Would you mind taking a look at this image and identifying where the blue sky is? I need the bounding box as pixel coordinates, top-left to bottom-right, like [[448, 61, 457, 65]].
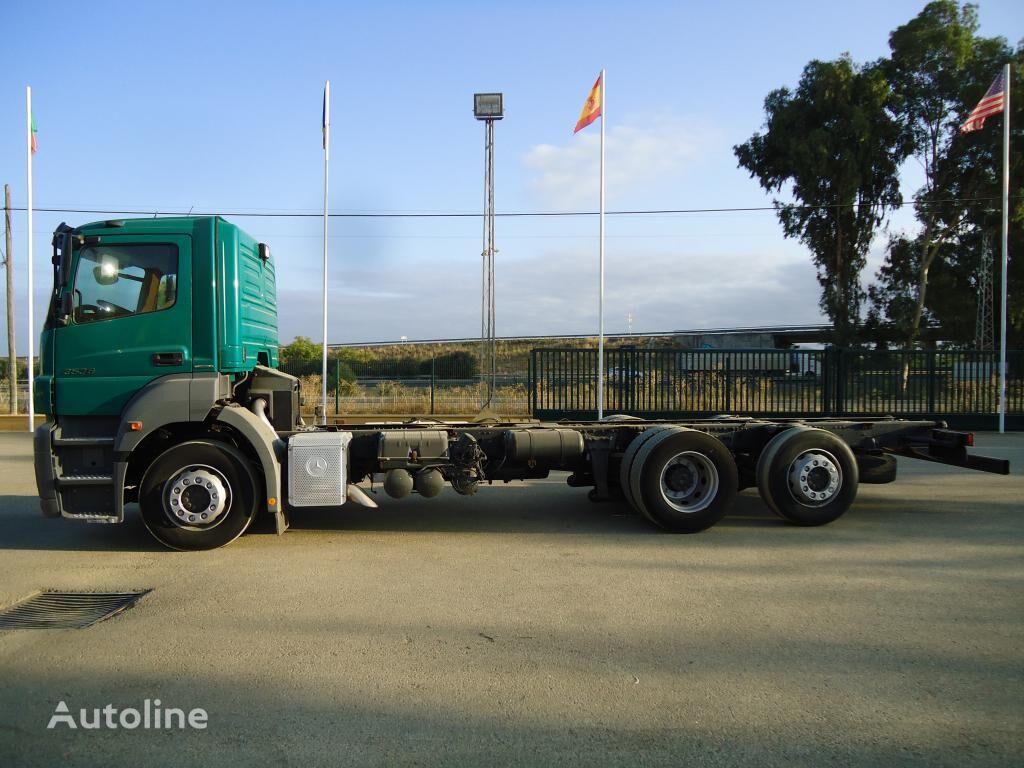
[[0, 0, 1020, 351]]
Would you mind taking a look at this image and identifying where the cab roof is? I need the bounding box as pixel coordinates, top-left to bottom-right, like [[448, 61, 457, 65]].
[[76, 215, 236, 235]]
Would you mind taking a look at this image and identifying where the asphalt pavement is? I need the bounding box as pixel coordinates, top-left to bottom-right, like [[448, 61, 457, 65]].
[[0, 431, 1021, 767]]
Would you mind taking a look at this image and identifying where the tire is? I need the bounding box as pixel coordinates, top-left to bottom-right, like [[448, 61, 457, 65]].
[[755, 427, 809, 517], [634, 429, 738, 533], [756, 428, 859, 526], [618, 426, 676, 514], [628, 427, 686, 521], [139, 439, 258, 551]]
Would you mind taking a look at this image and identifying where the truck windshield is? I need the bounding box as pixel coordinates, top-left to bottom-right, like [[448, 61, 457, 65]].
[[72, 243, 178, 325]]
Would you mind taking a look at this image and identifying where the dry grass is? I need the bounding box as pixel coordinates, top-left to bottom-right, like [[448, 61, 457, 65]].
[[0, 379, 28, 415], [299, 375, 529, 417]]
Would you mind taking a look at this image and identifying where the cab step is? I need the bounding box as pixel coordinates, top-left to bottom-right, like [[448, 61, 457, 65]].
[[56, 474, 114, 486]]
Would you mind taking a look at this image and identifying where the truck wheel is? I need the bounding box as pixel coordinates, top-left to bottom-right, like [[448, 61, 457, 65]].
[[756, 428, 859, 526], [755, 427, 809, 518], [635, 429, 738, 533], [619, 426, 675, 513], [139, 439, 258, 551]]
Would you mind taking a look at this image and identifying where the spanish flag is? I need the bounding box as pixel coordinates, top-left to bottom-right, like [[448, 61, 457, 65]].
[[574, 74, 602, 134]]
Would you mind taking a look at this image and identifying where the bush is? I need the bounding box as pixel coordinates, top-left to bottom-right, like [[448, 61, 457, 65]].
[[279, 337, 357, 390], [423, 351, 478, 378]]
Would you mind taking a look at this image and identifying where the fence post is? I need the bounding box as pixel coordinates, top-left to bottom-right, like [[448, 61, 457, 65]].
[[836, 348, 847, 415], [927, 350, 936, 414], [822, 348, 831, 416], [430, 354, 436, 415], [724, 356, 732, 413], [530, 349, 536, 416], [334, 359, 340, 416]]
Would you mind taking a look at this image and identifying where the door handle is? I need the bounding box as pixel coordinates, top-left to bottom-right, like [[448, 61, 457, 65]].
[[152, 352, 184, 366]]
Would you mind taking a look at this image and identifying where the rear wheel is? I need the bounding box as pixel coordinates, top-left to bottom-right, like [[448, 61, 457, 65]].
[[756, 428, 859, 526], [755, 427, 809, 518], [139, 439, 258, 551], [618, 426, 675, 514], [634, 429, 738, 533]]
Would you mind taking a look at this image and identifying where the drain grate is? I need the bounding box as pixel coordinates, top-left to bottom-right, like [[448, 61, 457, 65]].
[[0, 590, 150, 630]]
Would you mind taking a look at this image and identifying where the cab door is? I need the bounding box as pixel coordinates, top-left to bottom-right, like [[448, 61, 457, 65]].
[[55, 235, 192, 416]]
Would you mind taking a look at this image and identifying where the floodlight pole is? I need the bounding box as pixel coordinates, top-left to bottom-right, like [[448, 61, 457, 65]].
[[483, 118, 497, 407], [474, 93, 502, 409]]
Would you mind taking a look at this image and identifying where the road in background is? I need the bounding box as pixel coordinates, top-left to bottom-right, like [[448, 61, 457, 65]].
[[0, 433, 1021, 767]]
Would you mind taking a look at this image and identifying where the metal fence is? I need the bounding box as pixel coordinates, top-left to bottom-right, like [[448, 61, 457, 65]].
[[529, 348, 1024, 430], [0, 380, 31, 415], [298, 356, 530, 417]]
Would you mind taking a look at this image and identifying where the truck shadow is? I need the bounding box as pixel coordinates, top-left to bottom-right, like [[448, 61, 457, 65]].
[[7, 485, 1016, 550], [0, 492, 783, 551], [282, 489, 785, 536], [0, 497, 164, 552]]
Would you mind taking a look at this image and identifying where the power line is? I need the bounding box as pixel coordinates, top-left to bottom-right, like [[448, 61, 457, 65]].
[[3, 196, 1012, 220]]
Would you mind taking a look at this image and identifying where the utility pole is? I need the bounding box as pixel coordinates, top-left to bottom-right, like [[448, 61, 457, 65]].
[[3, 184, 15, 415]]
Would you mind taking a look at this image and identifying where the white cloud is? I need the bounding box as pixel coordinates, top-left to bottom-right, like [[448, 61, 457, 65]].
[[277, 245, 825, 345], [522, 115, 714, 210]]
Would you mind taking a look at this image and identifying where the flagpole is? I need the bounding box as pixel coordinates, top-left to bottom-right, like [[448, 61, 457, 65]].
[[597, 69, 606, 420], [26, 86, 34, 433], [321, 80, 330, 425], [998, 62, 1010, 434]]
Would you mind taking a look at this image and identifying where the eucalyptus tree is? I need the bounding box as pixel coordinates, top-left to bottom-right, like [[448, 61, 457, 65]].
[[872, 0, 1018, 347], [735, 56, 906, 346]]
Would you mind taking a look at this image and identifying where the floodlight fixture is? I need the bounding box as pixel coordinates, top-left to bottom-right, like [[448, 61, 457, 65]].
[[474, 93, 503, 120]]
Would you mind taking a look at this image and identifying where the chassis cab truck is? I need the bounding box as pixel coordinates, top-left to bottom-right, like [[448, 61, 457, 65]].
[[34, 217, 1009, 551]]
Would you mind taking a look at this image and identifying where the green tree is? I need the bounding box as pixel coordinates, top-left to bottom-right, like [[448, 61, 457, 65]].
[[279, 336, 322, 378], [735, 56, 907, 346], [868, 1, 1019, 348], [280, 336, 321, 366]]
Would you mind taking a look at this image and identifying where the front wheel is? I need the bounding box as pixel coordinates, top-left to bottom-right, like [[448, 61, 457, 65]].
[[139, 439, 258, 551]]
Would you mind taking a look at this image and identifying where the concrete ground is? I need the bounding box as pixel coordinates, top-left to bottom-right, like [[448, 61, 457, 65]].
[[0, 431, 1021, 767]]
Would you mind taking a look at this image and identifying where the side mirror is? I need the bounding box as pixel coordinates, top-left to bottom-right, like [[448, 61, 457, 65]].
[[51, 226, 74, 287], [258, 243, 271, 262]]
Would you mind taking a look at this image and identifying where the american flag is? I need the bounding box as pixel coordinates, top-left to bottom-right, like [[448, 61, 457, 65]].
[[961, 70, 1006, 133]]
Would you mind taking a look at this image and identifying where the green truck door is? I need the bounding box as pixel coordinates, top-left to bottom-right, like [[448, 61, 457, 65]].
[[55, 234, 193, 417]]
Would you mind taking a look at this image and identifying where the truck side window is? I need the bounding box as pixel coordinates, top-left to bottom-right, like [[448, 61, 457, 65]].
[[72, 244, 178, 324]]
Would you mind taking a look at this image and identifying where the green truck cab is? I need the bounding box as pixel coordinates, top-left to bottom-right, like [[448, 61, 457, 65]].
[[34, 217, 300, 549]]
